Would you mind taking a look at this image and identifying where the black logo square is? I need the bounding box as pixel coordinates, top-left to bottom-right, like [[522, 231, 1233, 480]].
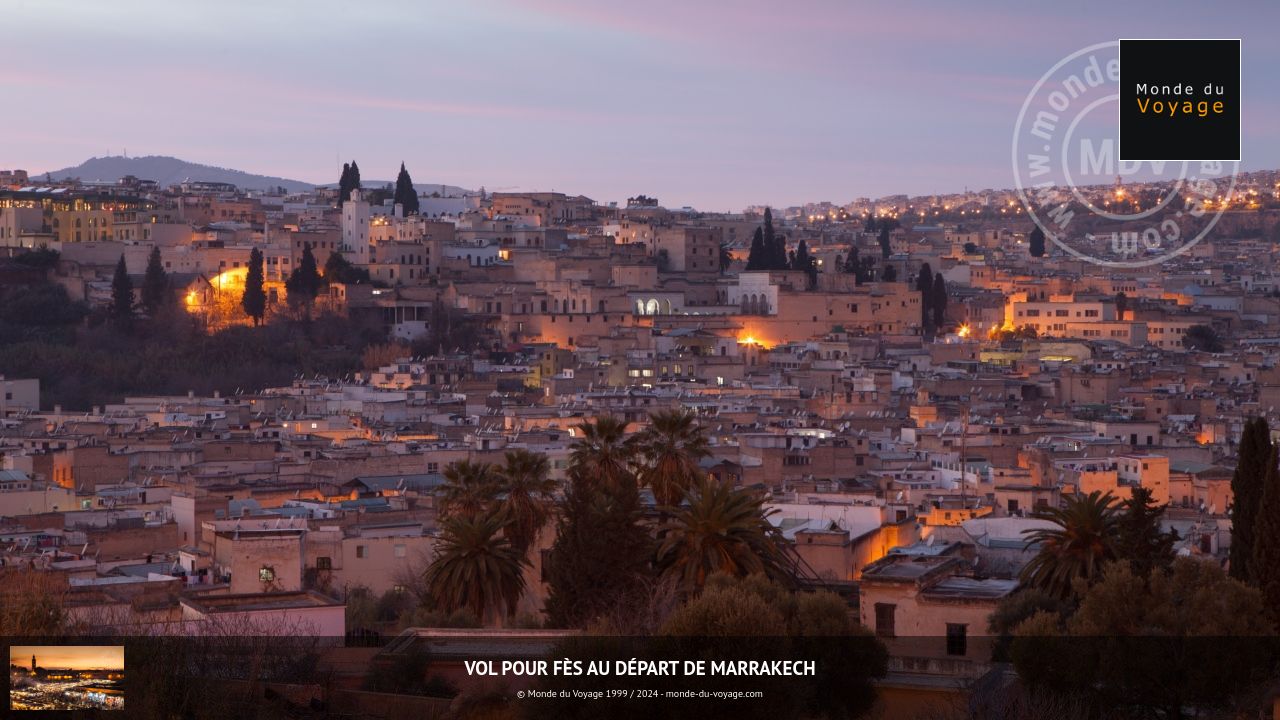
[[1119, 39, 1240, 161]]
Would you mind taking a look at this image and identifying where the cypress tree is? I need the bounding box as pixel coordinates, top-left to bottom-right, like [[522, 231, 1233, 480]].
[[1029, 226, 1046, 257], [242, 247, 266, 326], [338, 162, 352, 203], [285, 242, 323, 306], [932, 274, 948, 327], [791, 239, 810, 271], [878, 225, 891, 259], [141, 245, 169, 314], [917, 263, 934, 330], [774, 235, 790, 270], [746, 227, 765, 271], [393, 162, 420, 215], [763, 208, 784, 270], [844, 247, 859, 274], [882, 263, 898, 282], [109, 254, 133, 321], [544, 475, 653, 628], [1116, 486, 1177, 578], [349, 160, 361, 195], [1253, 443, 1280, 618], [1231, 417, 1272, 582]]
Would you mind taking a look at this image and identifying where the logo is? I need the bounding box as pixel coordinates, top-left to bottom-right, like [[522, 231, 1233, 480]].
[[1119, 39, 1241, 162], [1012, 41, 1240, 267]]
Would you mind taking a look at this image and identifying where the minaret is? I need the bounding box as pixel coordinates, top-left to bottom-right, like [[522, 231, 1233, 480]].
[[32, 654, 37, 672]]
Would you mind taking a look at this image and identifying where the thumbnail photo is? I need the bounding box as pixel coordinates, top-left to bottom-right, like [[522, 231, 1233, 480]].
[[8, 646, 125, 711]]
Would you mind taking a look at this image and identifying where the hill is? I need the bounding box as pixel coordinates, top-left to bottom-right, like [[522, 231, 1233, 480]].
[[43, 155, 315, 192], [43, 156, 473, 196]]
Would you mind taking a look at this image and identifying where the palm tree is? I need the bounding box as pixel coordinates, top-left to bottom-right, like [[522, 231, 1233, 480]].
[[438, 460, 499, 519], [1020, 490, 1121, 599], [568, 416, 637, 496], [495, 448, 557, 553], [636, 409, 710, 507], [425, 510, 528, 622], [656, 478, 789, 593]]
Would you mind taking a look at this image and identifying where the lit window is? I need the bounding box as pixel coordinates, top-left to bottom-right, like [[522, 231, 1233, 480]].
[[259, 566, 275, 583], [394, 544, 406, 558]]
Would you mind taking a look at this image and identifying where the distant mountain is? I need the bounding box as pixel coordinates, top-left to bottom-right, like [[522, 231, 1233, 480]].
[[42, 155, 473, 197], [43, 155, 316, 193]]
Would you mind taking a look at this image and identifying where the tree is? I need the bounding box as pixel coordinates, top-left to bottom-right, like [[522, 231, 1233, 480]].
[[963, 241, 978, 254], [915, 263, 933, 293], [718, 243, 733, 273], [656, 478, 790, 593], [338, 163, 351, 203], [1252, 443, 1280, 617], [763, 207, 786, 270], [745, 227, 766, 271], [790, 239, 817, 288], [393, 162, 420, 215], [495, 449, 556, 554], [1230, 416, 1271, 582], [916, 263, 934, 330], [567, 416, 637, 496], [544, 470, 653, 629], [660, 574, 787, 636], [339, 160, 362, 203], [323, 250, 372, 285], [931, 273, 948, 328], [1114, 291, 1128, 318], [1183, 324, 1224, 352], [1020, 491, 1120, 599], [241, 247, 266, 326], [635, 409, 709, 508], [878, 225, 891, 259], [109, 254, 133, 322], [285, 242, 323, 306], [1029, 225, 1046, 257], [657, 574, 888, 720], [12, 245, 59, 269], [141, 246, 169, 314], [438, 460, 500, 520], [0, 569, 68, 635], [881, 263, 897, 282], [1114, 486, 1177, 578], [424, 510, 528, 622], [1011, 560, 1275, 719]]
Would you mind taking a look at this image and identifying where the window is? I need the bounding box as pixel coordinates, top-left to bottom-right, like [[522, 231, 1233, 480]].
[[259, 566, 276, 583], [356, 545, 366, 559], [874, 603, 896, 638], [316, 556, 332, 570], [394, 544, 406, 558], [946, 623, 968, 656]]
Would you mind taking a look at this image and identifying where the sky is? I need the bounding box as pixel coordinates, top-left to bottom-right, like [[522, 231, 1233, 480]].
[[3, 0, 1277, 210], [10, 645, 125, 671]]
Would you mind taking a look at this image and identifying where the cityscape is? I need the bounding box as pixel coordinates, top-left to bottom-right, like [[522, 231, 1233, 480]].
[[8, 646, 125, 711], [3, 2, 1280, 720]]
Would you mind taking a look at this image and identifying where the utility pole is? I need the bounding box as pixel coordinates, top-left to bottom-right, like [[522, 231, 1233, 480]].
[[960, 406, 969, 509]]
